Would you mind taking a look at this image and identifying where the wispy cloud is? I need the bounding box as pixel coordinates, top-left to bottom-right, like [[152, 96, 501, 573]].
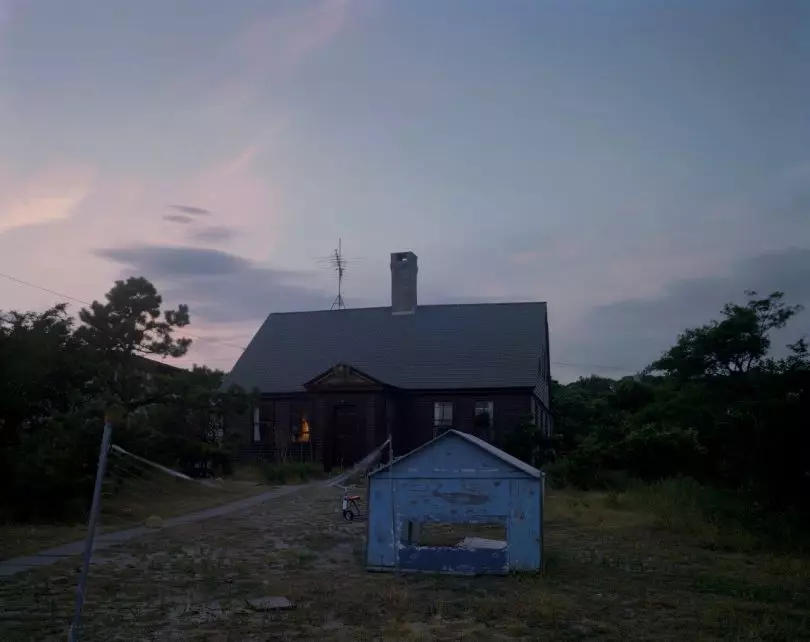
[[190, 225, 235, 243], [164, 214, 194, 224], [0, 163, 95, 235], [192, 0, 351, 112], [167, 204, 211, 216]]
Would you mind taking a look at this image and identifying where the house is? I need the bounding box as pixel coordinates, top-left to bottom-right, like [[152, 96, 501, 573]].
[[366, 429, 545, 574], [225, 251, 552, 470]]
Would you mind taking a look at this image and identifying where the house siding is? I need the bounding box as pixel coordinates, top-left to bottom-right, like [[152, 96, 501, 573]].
[[238, 389, 535, 468]]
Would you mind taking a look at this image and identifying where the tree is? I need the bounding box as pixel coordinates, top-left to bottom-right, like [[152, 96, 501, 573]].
[[648, 291, 804, 381], [75, 277, 192, 412], [0, 304, 92, 447]]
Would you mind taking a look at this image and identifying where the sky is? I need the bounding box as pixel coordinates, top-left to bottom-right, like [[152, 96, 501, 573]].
[[1, 0, 808, 382]]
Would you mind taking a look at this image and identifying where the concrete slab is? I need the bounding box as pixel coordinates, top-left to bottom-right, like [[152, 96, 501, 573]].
[[246, 596, 294, 611]]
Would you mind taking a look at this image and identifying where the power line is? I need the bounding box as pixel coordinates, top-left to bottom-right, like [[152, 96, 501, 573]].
[[551, 360, 635, 372], [0, 270, 249, 353], [1, 269, 638, 373]]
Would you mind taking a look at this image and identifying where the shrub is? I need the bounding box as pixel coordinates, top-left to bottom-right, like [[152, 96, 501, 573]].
[[621, 477, 808, 553], [1, 415, 102, 522], [262, 462, 324, 485]]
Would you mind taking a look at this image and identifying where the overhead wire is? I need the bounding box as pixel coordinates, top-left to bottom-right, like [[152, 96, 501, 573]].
[[0, 270, 250, 357], [0, 269, 635, 374]]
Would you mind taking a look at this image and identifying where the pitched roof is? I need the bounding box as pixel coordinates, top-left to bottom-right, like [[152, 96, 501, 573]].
[[369, 429, 543, 479], [225, 302, 548, 393]]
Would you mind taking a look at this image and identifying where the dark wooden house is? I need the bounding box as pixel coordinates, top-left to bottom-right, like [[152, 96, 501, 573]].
[[225, 251, 552, 470]]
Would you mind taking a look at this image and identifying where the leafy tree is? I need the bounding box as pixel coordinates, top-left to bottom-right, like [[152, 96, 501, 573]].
[[648, 291, 804, 380], [0, 304, 92, 447], [75, 277, 192, 413]]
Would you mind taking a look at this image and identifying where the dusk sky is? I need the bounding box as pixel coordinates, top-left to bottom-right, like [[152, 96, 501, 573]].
[[1, 0, 808, 381]]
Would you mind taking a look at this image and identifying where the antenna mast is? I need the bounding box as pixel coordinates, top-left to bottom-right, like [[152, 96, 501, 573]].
[[330, 238, 347, 310]]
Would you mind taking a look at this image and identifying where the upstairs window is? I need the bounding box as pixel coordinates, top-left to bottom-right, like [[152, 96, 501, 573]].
[[433, 401, 454, 437], [474, 401, 494, 439]]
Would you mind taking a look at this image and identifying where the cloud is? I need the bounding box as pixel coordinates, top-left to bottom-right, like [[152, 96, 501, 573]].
[[95, 243, 332, 323], [232, 0, 349, 74], [167, 141, 283, 258], [0, 163, 95, 235], [96, 245, 250, 276], [164, 214, 194, 224], [167, 204, 211, 215], [183, 0, 351, 113], [190, 226, 235, 243], [554, 247, 810, 381]]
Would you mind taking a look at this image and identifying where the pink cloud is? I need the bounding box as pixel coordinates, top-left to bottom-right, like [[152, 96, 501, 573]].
[[203, 0, 350, 111], [0, 161, 96, 235], [232, 0, 349, 71], [169, 0, 351, 117]]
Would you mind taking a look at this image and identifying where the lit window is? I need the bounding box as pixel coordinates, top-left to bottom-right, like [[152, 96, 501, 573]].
[[298, 415, 311, 443], [433, 402, 453, 436]]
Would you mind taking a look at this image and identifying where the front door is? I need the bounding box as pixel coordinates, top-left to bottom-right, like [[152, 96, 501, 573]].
[[332, 404, 361, 469]]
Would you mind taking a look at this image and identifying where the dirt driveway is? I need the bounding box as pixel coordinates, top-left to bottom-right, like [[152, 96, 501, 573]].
[[2, 484, 808, 641], [0, 484, 368, 641]]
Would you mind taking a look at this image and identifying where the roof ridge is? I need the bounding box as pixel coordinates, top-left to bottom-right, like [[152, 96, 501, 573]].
[[369, 429, 543, 479], [264, 300, 547, 317]]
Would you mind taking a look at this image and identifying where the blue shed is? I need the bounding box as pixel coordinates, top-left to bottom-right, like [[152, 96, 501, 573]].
[[366, 429, 545, 575]]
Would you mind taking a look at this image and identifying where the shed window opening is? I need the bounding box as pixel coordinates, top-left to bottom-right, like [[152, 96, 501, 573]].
[[401, 521, 507, 549], [433, 401, 454, 435]]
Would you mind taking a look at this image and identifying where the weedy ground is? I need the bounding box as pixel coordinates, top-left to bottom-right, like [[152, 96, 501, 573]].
[[1, 480, 808, 641], [1, 465, 271, 560]]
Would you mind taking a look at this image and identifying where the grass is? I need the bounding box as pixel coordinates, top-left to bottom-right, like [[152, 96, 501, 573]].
[[261, 461, 326, 485], [0, 469, 271, 561], [1, 479, 808, 641]]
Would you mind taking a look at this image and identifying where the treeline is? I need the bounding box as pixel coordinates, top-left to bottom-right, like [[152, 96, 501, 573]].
[[502, 290, 810, 536], [0, 277, 253, 522]]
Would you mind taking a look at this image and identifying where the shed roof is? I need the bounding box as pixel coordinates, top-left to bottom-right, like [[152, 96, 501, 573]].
[[225, 302, 548, 393], [369, 429, 543, 479]]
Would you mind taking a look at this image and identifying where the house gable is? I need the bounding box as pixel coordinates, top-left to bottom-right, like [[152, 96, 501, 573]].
[[303, 363, 389, 391], [370, 429, 541, 480]]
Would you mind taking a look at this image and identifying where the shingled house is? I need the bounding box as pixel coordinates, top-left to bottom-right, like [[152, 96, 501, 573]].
[[225, 251, 552, 470]]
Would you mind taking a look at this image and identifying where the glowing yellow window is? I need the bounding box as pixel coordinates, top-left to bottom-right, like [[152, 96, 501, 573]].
[[298, 416, 311, 443]]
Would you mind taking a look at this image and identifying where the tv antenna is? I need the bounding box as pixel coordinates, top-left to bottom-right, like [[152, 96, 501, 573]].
[[314, 238, 362, 310], [315, 238, 346, 310], [331, 238, 347, 310]]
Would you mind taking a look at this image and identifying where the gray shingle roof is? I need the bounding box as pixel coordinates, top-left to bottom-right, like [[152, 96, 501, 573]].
[[225, 302, 548, 393]]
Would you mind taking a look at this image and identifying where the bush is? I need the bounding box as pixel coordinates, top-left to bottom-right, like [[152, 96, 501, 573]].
[[262, 462, 324, 485], [619, 477, 808, 553], [1, 416, 102, 522]]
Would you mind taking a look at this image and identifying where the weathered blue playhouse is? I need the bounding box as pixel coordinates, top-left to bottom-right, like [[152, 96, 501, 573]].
[[365, 429, 545, 575]]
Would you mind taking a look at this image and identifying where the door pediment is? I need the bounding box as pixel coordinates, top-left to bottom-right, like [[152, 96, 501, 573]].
[[304, 363, 386, 390]]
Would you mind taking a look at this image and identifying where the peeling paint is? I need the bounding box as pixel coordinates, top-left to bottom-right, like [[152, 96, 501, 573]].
[[366, 431, 544, 574], [431, 489, 488, 505]]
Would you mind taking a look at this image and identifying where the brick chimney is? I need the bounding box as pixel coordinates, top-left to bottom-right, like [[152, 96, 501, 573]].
[[390, 251, 418, 314]]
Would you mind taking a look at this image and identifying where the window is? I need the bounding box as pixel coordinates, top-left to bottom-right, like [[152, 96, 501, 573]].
[[252, 407, 261, 442], [433, 401, 453, 436], [474, 401, 494, 439], [298, 415, 311, 443]]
